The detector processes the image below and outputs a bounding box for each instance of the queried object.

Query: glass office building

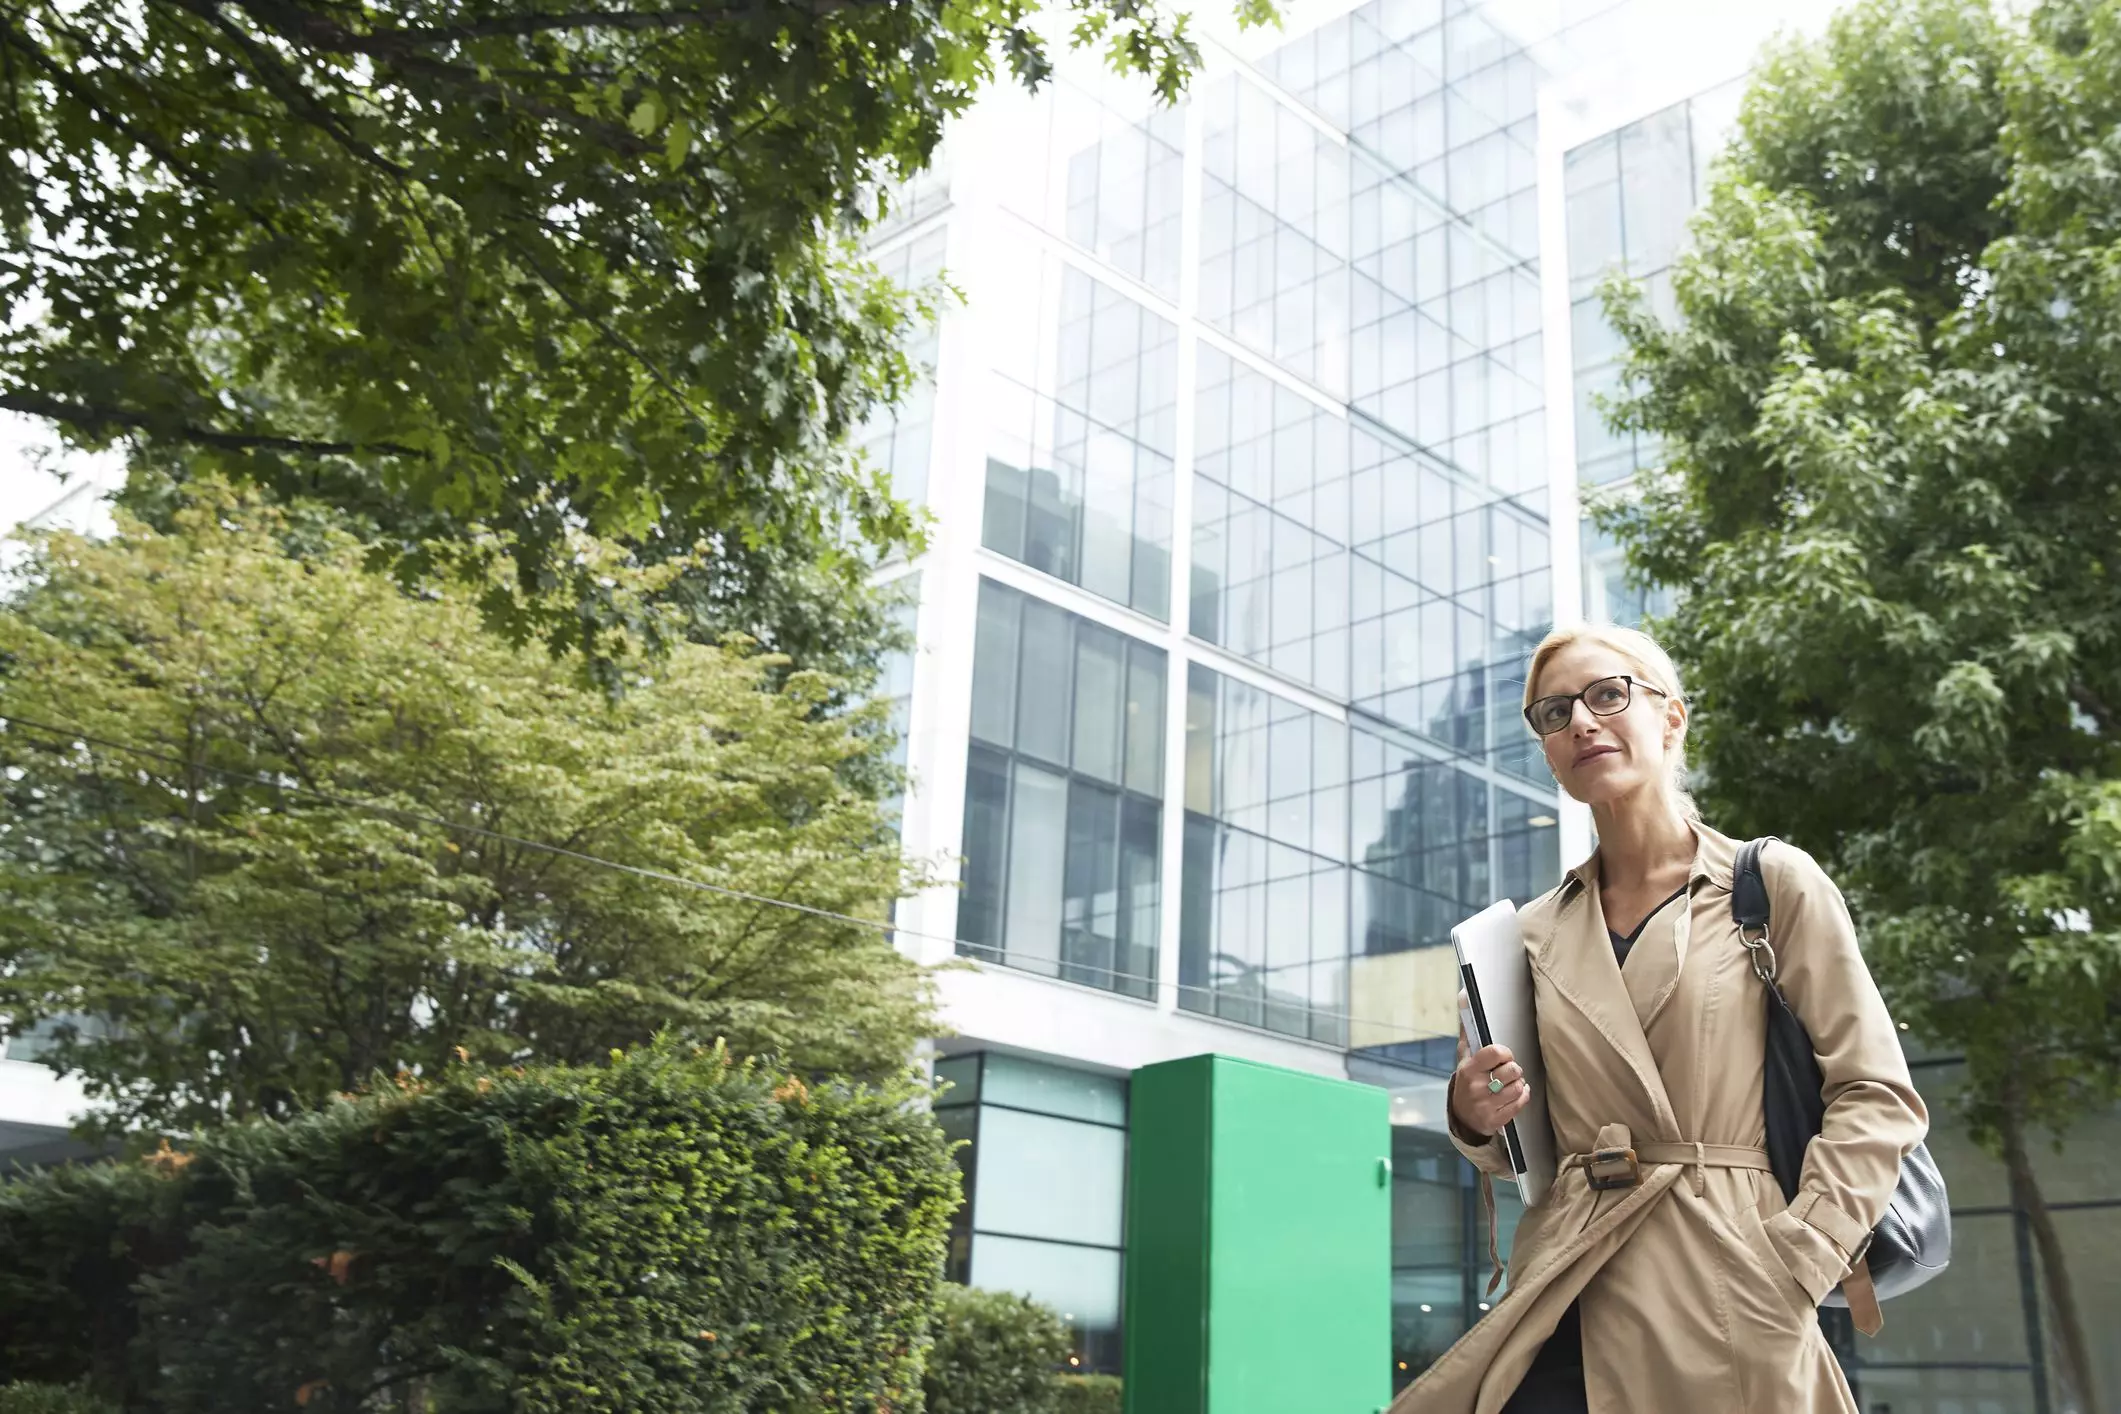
[870,0,1583,1381]
[864,0,2121,1401]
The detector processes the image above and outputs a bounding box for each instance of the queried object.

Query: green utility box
[1122,1054,1391,1414]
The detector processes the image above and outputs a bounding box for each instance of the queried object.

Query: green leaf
[628,92,665,136]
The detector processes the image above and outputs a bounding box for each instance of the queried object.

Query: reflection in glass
[971,1107,1126,1247]
[946,1052,1130,1374]
[970,1235,1125,1369]
[853,227,948,517]
[959,580,1164,998]
[1000,77,1184,299]
[1180,663,1350,1044]
[983,266,1176,620]
[980,1051,1128,1126]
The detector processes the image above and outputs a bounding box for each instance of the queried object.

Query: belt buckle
[1586,1146,1639,1191]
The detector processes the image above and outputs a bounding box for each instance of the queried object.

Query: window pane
[1903,1064,2010,1208]
[1063,779,1121,989]
[983,457,1030,562]
[1004,762,1069,973]
[981,1053,1128,1127]
[971,582,1021,748]
[934,1055,982,1108]
[1071,626,1125,785]
[1026,446,1080,583]
[1185,663,1218,816]
[1118,794,1162,1001]
[1123,643,1167,797]
[969,1232,1123,1330]
[2009,1101,2121,1205]
[959,745,1012,951]
[970,1107,1127,1248]
[2042,1205,2121,1411]
[1017,598,1072,765]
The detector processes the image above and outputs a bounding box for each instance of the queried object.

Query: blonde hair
[1523,622,1699,821]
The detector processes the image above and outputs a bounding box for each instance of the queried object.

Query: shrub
[0,1156,181,1398]
[0,1043,959,1414]
[920,1284,1072,1414]
[1054,1374,1122,1414]
[0,1387,118,1414]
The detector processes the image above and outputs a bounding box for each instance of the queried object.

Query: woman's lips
[1574,744,1619,767]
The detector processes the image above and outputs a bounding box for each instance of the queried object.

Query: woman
[1396,623,1927,1414]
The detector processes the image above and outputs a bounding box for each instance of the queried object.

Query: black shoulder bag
[1733,838,1952,1334]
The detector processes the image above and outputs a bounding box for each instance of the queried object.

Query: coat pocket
[1740,1176,1823,1319]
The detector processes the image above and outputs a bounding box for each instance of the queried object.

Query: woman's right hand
[1451,1041,1530,1139]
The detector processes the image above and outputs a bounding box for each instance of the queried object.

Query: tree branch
[0,15,210,185]
[500,232,714,437]
[0,390,421,458]
[206,0,667,158]
[229,0,853,52]
[161,0,413,179]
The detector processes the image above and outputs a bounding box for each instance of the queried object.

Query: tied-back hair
[1523,622,1701,822]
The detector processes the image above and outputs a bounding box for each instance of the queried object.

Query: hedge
[0,1387,119,1414]
[0,1042,958,1413]
[1053,1375,1122,1414]
[0,1156,179,1394]
[919,1285,1071,1414]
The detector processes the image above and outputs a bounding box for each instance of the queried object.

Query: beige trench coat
[1396,826,1927,1414]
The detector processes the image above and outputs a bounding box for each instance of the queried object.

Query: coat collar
[1561,820,1739,899]
[1530,822,1741,1144]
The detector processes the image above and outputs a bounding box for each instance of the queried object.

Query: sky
[0,416,117,539]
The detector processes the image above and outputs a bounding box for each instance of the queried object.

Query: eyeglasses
[1522,675,1670,737]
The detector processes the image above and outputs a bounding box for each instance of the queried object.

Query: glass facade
[1180,664,1352,1042]
[1176,664,1559,1052]
[918,0,1571,1378]
[953,7,1567,1037]
[936,1051,1129,1373]
[878,574,920,837]
[1387,1122,1524,1396]
[857,226,950,513]
[959,578,1165,999]
[982,260,1178,621]
[1562,82,1743,626]
[994,71,1185,301]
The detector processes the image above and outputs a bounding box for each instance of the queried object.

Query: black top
[1607,884,1691,969]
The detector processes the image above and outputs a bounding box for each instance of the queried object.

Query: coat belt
[1561,1140,1772,1195]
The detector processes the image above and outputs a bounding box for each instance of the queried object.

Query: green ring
[1487,1076,1504,1094]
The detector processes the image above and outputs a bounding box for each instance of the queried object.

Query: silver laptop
[1450,899,1556,1210]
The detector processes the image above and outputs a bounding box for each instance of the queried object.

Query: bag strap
[1731,837,1773,931]
[1731,837,1781,984]
[1732,835,1884,1330]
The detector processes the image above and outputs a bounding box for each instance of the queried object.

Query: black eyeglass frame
[1521,674,1671,738]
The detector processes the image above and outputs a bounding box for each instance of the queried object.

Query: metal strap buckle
[1741,924,1778,984]
[1586,1147,1640,1191]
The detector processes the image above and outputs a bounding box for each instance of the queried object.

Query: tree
[0,0,1269,676]
[0,488,937,1136]
[1599,2,2120,1408]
